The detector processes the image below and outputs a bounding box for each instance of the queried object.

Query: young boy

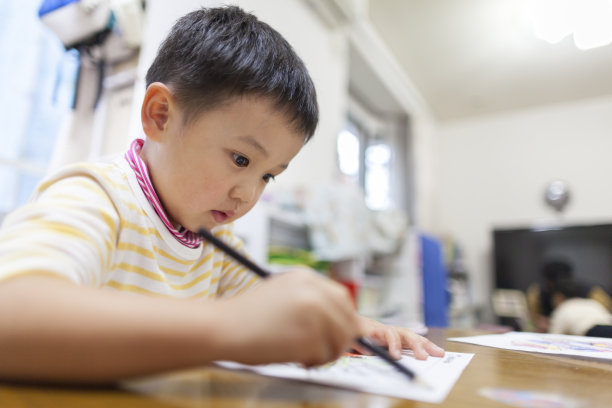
[548,278,612,337]
[0,6,444,383]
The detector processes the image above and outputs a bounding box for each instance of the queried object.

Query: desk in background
[2,329,611,407]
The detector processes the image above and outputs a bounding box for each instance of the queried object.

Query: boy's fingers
[358,326,402,359]
[323,305,360,361]
[401,332,445,360]
[410,341,429,360]
[350,341,373,356]
[296,270,361,363]
[350,327,445,362]
[424,340,445,357]
[380,328,402,359]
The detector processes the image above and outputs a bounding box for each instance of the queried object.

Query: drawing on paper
[312,352,412,379]
[216,350,474,404]
[450,331,612,360]
[511,336,612,353]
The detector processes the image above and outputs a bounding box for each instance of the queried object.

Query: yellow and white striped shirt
[0,156,259,299]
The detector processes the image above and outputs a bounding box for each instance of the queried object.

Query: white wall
[240,0,349,191]
[133,0,348,192]
[346,18,437,229]
[129,0,218,145]
[134,0,436,228]
[436,95,612,314]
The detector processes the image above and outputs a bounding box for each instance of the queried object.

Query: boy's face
[142,94,304,232]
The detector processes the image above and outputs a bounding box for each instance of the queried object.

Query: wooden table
[2,329,612,407]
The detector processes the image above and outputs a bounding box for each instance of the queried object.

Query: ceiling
[367,0,612,122]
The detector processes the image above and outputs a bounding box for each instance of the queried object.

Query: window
[337,100,406,212]
[0,1,79,215]
[364,142,392,210]
[337,126,360,182]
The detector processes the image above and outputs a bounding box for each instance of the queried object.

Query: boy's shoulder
[34,156,131,199]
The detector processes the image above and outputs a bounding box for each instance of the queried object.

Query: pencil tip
[414,375,432,390]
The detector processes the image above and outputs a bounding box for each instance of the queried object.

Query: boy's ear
[141,82,174,141]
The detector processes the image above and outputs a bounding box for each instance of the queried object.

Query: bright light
[365,144,391,166]
[365,143,392,210]
[572,0,612,50]
[530,0,612,50]
[531,0,572,43]
[365,166,391,210]
[337,129,360,176]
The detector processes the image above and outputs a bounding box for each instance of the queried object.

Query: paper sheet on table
[216,351,473,404]
[449,331,612,360]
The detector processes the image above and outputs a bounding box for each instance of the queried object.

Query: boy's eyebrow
[238,136,288,169]
[238,136,268,156]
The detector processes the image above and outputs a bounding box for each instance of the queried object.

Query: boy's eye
[263,173,276,183]
[233,153,249,167]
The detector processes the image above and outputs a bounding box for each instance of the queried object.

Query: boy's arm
[215,227,262,297]
[0,269,360,383]
[0,275,231,383]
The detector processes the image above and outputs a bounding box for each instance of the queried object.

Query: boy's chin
[196,216,227,231]
[193,222,213,232]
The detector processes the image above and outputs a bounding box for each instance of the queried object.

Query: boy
[548,278,612,337]
[0,6,444,383]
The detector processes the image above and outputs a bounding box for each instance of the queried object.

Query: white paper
[216,351,473,404]
[449,331,612,360]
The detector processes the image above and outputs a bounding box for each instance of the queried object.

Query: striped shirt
[0,155,259,299]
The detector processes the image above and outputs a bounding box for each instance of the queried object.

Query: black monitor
[493,223,612,295]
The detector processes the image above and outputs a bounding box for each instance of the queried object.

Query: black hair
[541,258,573,282]
[145,6,318,141]
[553,278,590,299]
[538,258,574,315]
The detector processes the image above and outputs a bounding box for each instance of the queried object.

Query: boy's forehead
[186,94,305,137]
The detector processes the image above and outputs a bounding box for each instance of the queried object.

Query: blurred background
[3,0,612,332]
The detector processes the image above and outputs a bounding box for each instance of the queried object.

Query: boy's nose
[230,182,258,204]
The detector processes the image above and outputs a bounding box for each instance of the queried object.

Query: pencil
[198,228,422,383]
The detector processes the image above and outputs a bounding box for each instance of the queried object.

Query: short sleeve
[0,175,120,286]
[215,227,262,298]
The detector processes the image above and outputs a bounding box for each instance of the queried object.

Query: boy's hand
[354,316,445,360]
[219,269,361,367]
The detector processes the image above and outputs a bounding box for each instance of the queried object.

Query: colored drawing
[511,337,612,353]
[450,331,612,360]
[216,350,473,403]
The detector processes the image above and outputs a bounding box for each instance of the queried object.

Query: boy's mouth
[211,210,234,223]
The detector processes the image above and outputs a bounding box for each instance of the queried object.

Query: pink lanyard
[124,138,202,248]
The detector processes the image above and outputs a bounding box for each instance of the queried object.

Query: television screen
[493,224,612,295]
